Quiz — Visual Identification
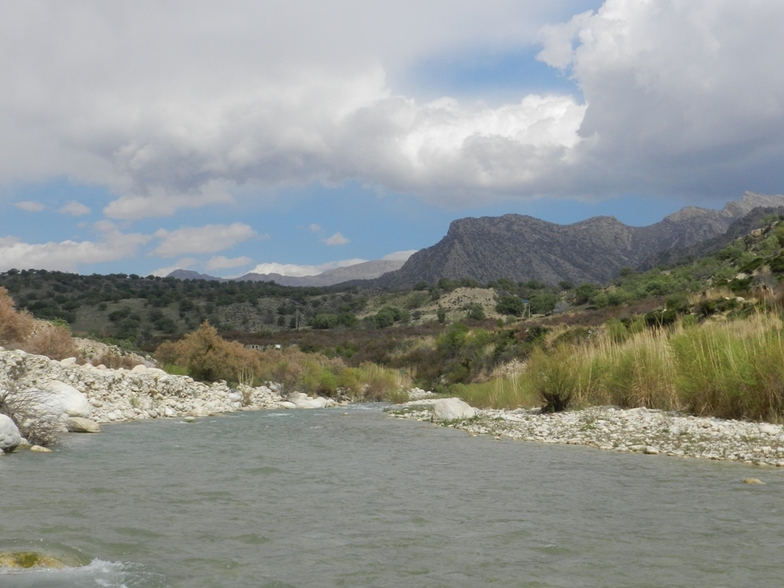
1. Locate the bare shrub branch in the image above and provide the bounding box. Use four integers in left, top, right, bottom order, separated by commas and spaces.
0, 386, 60, 447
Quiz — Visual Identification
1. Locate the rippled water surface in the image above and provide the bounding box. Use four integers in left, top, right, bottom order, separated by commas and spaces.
1, 405, 783, 587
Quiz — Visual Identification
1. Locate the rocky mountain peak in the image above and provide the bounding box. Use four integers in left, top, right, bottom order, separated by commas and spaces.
376, 192, 784, 288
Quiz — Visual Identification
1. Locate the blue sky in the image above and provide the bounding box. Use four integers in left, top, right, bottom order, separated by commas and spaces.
2, 1, 783, 277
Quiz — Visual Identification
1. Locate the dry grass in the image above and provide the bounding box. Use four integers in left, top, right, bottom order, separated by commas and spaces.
0, 287, 35, 346
157, 322, 406, 401
459, 312, 784, 422
24, 322, 79, 361
91, 352, 142, 370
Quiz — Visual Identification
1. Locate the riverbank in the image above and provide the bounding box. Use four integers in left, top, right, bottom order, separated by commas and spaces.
0, 347, 345, 452
390, 400, 784, 467
5, 345, 784, 468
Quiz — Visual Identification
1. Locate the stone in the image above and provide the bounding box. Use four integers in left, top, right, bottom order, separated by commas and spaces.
64, 417, 101, 433
742, 477, 764, 484
0, 551, 67, 569
0, 414, 21, 453
288, 392, 328, 409
42, 381, 91, 418
131, 364, 167, 376
758, 423, 780, 436
432, 398, 476, 422
190, 406, 210, 417
29, 445, 52, 453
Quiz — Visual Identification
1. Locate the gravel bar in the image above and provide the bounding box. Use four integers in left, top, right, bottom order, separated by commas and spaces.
390, 403, 784, 467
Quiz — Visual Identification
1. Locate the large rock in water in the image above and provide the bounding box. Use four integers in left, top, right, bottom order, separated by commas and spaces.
288, 392, 328, 409
0, 414, 21, 453
432, 398, 476, 422
64, 416, 101, 433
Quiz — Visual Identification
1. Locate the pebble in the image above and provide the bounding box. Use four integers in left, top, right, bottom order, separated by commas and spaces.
390, 401, 784, 467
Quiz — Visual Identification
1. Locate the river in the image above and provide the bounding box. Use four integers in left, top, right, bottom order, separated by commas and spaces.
1, 405, 782, 587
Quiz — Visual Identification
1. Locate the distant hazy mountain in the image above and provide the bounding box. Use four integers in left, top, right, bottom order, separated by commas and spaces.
167, 269, 225, 282
235, 260, 405, 287
167, 259, 404, 287
374, 192, 784, 287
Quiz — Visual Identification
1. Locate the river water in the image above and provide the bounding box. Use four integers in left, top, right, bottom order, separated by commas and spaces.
1, 405, 783, 587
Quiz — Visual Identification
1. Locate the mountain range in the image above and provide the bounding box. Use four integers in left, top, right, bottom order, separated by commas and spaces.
169, 192, 784, 289
372, 192, 784, 288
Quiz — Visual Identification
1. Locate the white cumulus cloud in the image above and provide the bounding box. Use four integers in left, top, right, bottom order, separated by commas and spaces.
0, 1, 592, 218
249, 258, 367, 277
58, 201, 91, 216
151, 223, 258, 258
0, 0, 782, 215
14, 201, 44, 212
206, 255, 253, 270
0, 223, 150, 272
536, 0, 784, 198
323, 232, 349, 246
383, 250, 417, 261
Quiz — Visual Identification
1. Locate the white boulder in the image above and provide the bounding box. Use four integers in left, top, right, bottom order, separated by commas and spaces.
131, 364, 167, 376
288, 392, 328, 409
42, 381, 91, 418
0, 414, 21, 453
759, 423, 780, 436
64, 417, 101, 433
432, 398, 476, 422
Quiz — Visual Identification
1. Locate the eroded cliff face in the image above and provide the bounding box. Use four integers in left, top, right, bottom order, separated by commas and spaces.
377, 193, 784, 287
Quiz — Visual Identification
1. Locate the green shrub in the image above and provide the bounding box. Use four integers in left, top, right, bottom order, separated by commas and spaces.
463, 302, 486, 321
496, 295, 525, 316
528, 346, 580, 412
574, 283, 599, 304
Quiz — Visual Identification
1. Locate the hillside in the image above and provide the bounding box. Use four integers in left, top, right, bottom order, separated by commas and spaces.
374, 192, 784, 288
638, 205, 784, 271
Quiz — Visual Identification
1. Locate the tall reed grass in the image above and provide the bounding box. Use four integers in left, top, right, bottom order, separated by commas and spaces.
454, 371, 538, 410
456, 312, 784, 422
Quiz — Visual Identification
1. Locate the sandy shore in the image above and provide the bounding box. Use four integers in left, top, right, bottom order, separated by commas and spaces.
389, 401, 784, 467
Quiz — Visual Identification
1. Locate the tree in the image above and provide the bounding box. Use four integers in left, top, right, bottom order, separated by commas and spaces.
496, 295, 525, 316
374, 306, 402, 328
574, 283, 599, 305
311, 313, 338, 329
529, 293, 557, 315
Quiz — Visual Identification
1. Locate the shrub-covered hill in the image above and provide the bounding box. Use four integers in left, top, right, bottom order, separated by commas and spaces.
0, 270, 370, 344
0, 268, 574, 347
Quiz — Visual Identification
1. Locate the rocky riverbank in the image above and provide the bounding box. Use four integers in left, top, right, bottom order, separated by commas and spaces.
390, 400, 784, 467
0, 347, 338, 453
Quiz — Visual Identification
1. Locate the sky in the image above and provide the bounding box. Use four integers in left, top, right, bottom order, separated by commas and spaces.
2, 0, 784, 278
